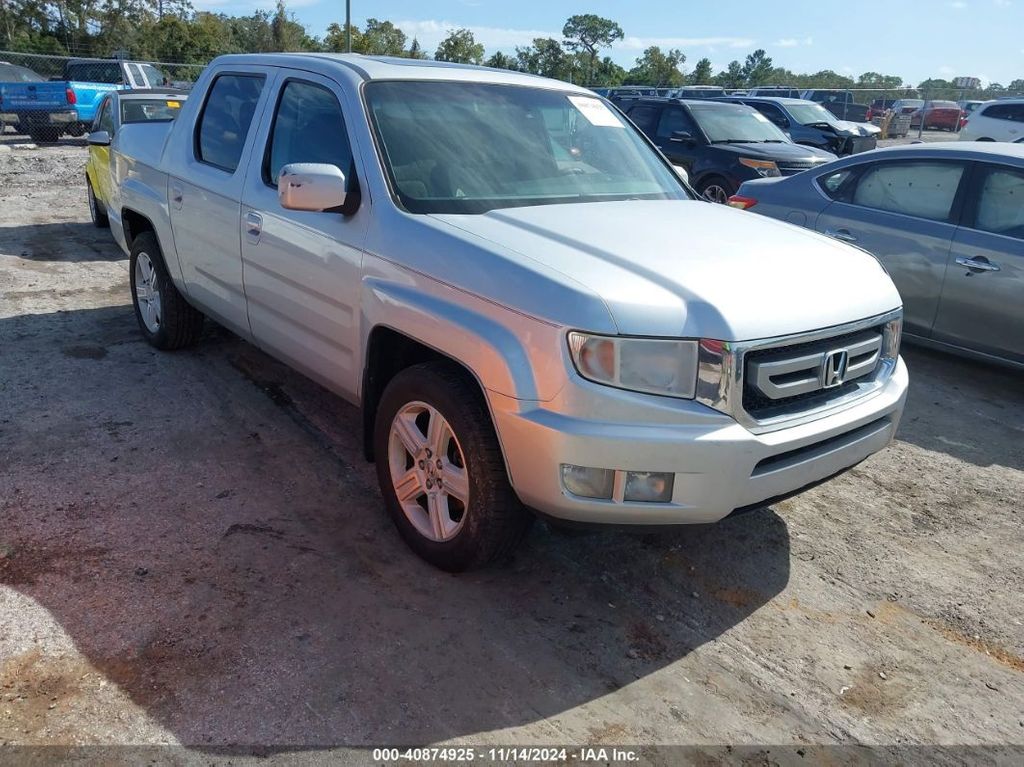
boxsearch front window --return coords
[364,81,689,214]
[786,103,838,125]
[140,64,165,87]
[688,103,789,143]
[120,98,183,124]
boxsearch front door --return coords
[651,105,700,174]
[933,163,1024,363]
[168,68,273,338]
[815,158,967,338]
[239,73,368,400]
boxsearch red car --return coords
[910,100,963,131]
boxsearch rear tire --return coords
[87,178,109,228]
[373,362,532,571]
[129,231,204,350]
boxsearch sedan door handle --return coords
[824,228,858,243]
[956,256,1000,273]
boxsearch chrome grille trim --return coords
[696,309,902,434]
[748,330,882,401]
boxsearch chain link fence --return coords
[0,51,205,142]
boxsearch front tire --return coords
[129,231,204,350]
[698,175,735,204]
[373,362,532,571]
[87,178,109,228]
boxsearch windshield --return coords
[120,97,183,123]
[365,81,688,214]
[786,103,837,125]
[689,103,790,142]
[0,64,43,82]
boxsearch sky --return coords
[191,0,1024,86]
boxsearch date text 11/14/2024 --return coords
[372,746,641,762]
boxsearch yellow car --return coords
[85,89,186,228]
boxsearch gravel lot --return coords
[1,135,1022,758]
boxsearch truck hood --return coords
[432,200,901,341]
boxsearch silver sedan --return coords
[732,142,1024,368]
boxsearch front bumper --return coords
[492,357,908,525]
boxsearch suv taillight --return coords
[66,88,77,105]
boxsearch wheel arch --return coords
[359,278,554,465]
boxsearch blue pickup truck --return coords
[0,58,164,142]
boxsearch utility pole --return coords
[345,0,351,52]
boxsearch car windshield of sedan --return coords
[365,81,689,214]
[785,103,839,125]
[688,103,791,143]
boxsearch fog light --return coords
[624,471,674,503]
[561,464,614,499]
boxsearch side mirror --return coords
[670,130,694,143]
[278,163,347,212]
[87,130,111,147]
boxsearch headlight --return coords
[738,157,781,177]
[567,332,699,399]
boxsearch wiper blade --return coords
[761,139,786,143]
[710,139,757,144]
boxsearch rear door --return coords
[932,162,1024,363]
[239,72,368,398]
[168,67,274,338]
[814,158,968,338]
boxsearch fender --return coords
[118,177,184,286]
[360,277,566,403]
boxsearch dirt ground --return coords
[0,136,1022,760]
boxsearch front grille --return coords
[777,160,821,176]
[743,326,884,419]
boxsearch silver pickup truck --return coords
[102,54,908,570]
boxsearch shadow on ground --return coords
[0,304,791,746]
[0,221,122,263]
[897,345,1023,471]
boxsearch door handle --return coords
[956,256,1000,273]
[244,211,263,243]
[824,228,858,243]
[170,183,183,210]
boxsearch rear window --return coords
[981,103,1024,122]
[66,61,124,84]
[120,98,183,123]
[196,74,265,172]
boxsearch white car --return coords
[959,99,1024,143]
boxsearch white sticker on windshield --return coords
[568,96,624,127]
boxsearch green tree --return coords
[626,45,685,87]
[484,51,512,69]
[354,17,405,56]
[561,13,623,85]
[858,71,903,89]
[434,27,484,64]
[741,49,773,86]
[515,37,568,79]
[716,60,745,89]
[1004,78,1024,93]
[690,57,713,85]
